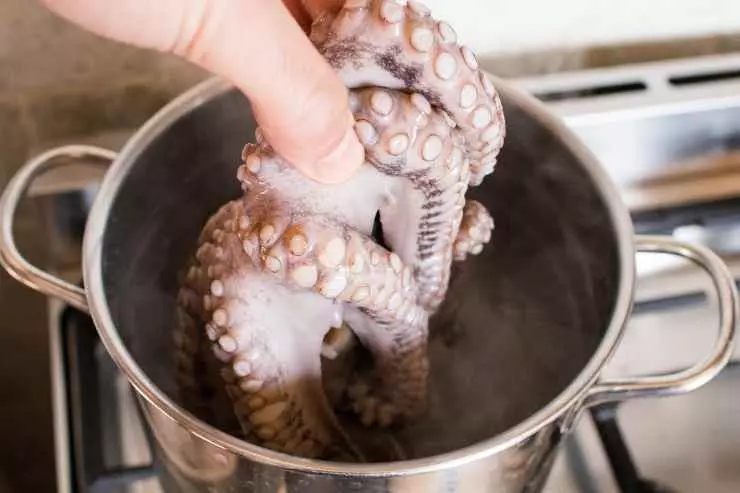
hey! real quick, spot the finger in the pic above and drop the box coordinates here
[41,0,363,184]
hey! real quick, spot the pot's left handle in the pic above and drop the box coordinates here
[584,235,738,408]
[0,145,117,313]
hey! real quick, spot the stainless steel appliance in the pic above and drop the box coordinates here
[11,52,740,492]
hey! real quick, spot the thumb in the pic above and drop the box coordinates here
[42,0,364,184]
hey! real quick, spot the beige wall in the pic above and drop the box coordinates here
[0,0,208,188]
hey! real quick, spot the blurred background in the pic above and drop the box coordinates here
[1,0,740,492]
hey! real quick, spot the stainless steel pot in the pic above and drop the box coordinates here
[0,76,737,493]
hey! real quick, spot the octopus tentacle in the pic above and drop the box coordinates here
[318,198,491,361]
[321,323,356,360]
[235,145,418,322]
[349,86,471,311]
[174,201,249,427]
[173,300,216,420]
[453,199,494,262]
[341,305,429,427]
[175,0,505,460]
[248,213,427,339]
[237,154,433,426]
[310,0,506,185]
[312,0,503,311]
[177,201,364,460]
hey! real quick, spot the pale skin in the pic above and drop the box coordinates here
[42,0,363,184]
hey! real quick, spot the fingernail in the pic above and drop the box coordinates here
[304,125,364,184]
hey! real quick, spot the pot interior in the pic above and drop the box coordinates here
[99,86,622,461]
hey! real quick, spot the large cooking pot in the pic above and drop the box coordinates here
[0,76,736,492]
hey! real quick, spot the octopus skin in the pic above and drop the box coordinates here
[173,0,503,461]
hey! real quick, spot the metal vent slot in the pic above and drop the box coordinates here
[669,68,740,87]
[533,81,647,102]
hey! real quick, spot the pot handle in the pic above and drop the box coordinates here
[0,145,117,314]
[584,234,738,408]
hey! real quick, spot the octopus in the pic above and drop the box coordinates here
[173,0,505,461]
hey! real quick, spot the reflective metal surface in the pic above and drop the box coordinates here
[82,76,635,487]
[583,235,737,408]
[0,76,736,492]
[512,53,740,213]
[0,145,116,312]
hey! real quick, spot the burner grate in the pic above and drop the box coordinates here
[590,404,679,493]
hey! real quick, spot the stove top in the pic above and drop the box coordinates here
[38,54,740,493]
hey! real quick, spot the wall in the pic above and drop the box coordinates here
[0,0,208,187]
[425,0,740,57]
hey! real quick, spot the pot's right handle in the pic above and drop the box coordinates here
[584,234,738,408]
[0,145,117,313]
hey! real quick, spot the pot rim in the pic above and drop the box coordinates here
[81,75,636,477]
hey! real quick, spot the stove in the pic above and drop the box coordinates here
[37,54,740,493]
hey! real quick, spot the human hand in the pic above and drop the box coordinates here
[41,0,363,184]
